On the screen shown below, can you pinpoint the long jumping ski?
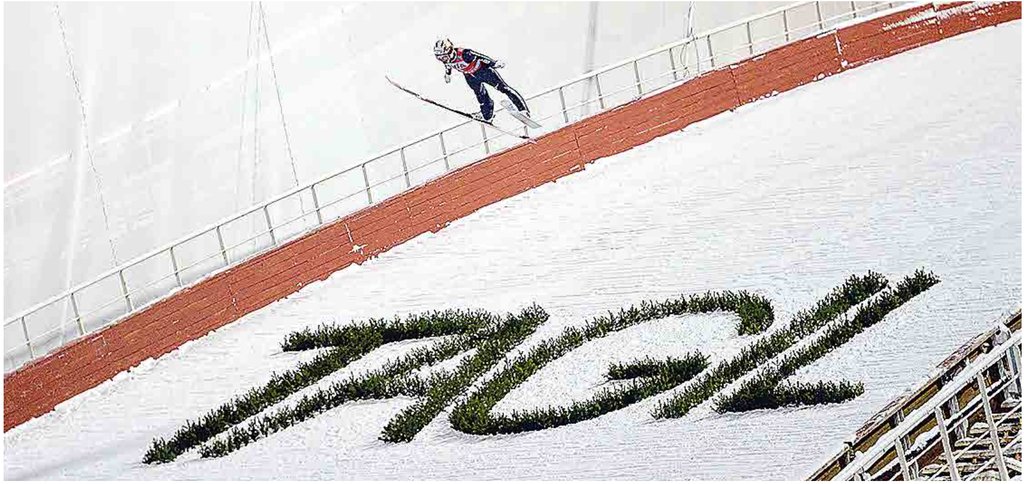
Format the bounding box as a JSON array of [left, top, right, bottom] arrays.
[[386, 75, 536, 144], [500, 99, 542, 129]]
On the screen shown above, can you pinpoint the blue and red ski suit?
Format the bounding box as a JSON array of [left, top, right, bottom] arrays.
[[442, 48, 529, 121]]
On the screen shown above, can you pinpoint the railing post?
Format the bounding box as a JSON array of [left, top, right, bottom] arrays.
[[782, 9, 790, 42], [360, 163, 373, 205], [438, 133, 451, 171], [893, 436, 912, 481], [632, 60, 643, 96], [816, 2, 825, 31], [745, 21, 754, 55], [70, 292, 85, 335], [263, 206, 278, 246], [20, 316, 34, 358], [976, 373, 1010, 480], [934, 407, 962, 481], [668, 48, 679, 82], [557, 87, 569, 124], [850, 1, 857, 18], [1008, 343, 1021, 394], [694, 40, 703, 75], [169, 246, 183, 287], [118, 269, 133, 312], [399, 147, 411, 188], [594, 75, 605, 109], [893, 408, 918, 479], [706, 36, 715, 68], [216, 226, 230, 265], [905, 413, 920, 478], [310, 184, 324, 226], [480, 123, 491, 154]]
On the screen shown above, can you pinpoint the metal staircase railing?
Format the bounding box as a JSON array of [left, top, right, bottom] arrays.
[[831, 327, 1022, 481]]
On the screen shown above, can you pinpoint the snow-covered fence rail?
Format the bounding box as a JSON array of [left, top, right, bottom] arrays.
[[2, 0, 904, 374], [831, 328, 1021, 481]]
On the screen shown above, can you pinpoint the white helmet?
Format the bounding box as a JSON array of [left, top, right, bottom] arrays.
[[434, 38, 454, 61]]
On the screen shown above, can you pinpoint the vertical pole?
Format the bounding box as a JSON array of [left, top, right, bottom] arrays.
[[668, 48, 679, 82], [480, 123, 491, 154], [905, 419, 919, 479], [934, 408, 962, 481], [216, 225, 230, 264], [310, 185, 324, 226], [783, 9, 790, 42], [976, 374, 1010, 480], [850, 1, 857, 18], [70, 292, 85, 335], [21, 317, 34, 358], [399, 147, 411, 188], [894, 408, 917, 479], [169, 246, 183, 287], [119, 270, 133, 312], [558, 87, 569, 123], [816, 2, 824, 31], [894, 437, 912, 481], [580, 1, 599, 115], [263, 206, 277, 246], [361, 164, 373, 204], [438, 133, 451, 171], [694, 40, 702, 75], [706, 36, 715, 67], [594, 75, 605, 109], [1008, 344, 1021, 394], [745, 21, 754, 55], [632, 60, 643, 96]]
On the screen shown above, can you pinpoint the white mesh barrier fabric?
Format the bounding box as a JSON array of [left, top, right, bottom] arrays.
[[3, 2, 900, 372]]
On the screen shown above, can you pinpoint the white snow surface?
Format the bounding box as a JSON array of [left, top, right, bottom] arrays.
[[4, 22, 1021, 480]]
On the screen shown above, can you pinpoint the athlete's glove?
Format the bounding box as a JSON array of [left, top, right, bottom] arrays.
[[444, 73, 451, 84], [492, 60, 505, 69]]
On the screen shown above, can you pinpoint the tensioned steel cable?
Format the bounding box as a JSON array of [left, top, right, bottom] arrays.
[[258, 2, 306, 216], [250, 4, 263, 250], [234, 2, 256, 212], [681, 2, 696, 78], [54, 2, 120, 268]]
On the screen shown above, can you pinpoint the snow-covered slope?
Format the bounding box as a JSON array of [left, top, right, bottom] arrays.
[[4, 21, 1020, 480]]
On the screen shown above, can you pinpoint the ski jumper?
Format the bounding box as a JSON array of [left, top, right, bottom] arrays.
[[443, 48, 529, 121]]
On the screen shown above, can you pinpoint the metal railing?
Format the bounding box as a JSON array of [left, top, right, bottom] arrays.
[[833, 330, 1022, 481], [3, 1, 905, 373], [810, 311, 1022, 479]]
